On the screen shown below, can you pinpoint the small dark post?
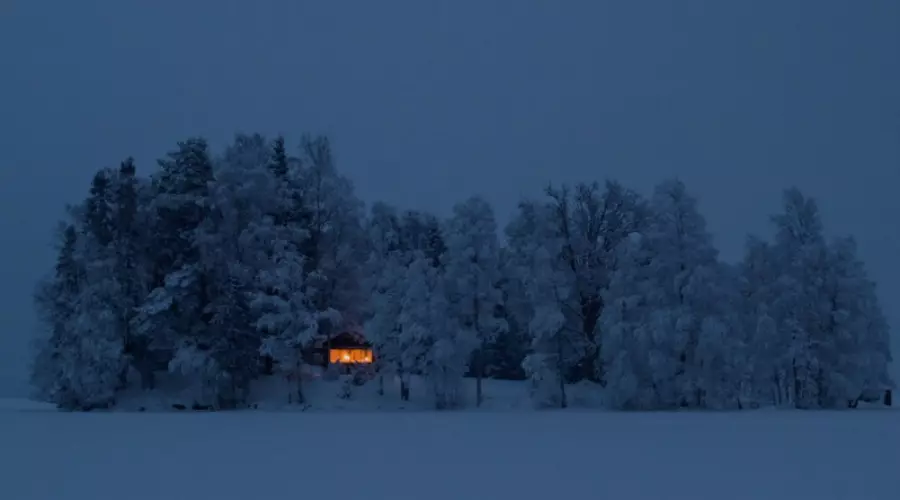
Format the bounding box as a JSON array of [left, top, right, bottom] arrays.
[[400, 373, 410, 401], [885, 389, 892, 407]]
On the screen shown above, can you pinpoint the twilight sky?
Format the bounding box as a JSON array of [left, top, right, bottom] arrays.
[[1, 0, 898, 396]]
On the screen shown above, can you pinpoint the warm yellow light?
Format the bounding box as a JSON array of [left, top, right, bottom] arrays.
[[329, 348, 374, 364]]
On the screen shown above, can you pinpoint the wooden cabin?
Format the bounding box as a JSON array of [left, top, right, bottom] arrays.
[[259, 329, 375, 378], [306, 331, 374, 368]]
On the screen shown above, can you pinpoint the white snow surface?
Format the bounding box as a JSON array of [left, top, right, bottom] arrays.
[[2, 391, 898, 500]]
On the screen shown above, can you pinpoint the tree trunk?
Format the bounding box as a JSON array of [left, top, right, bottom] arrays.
[[792, 360, 800, 408], [559, 373, 568, 409], [295, 359, 306, 405], [772, 373, 781, 406], [378, 374, 385, 396], [400, 379, 410, 401], [475, 348, 483, 407], [117, 364, 129, 390], [557, 334, 567, 409], [139, 362, 155, 391]]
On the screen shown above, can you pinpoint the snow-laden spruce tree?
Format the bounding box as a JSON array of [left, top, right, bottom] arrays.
[[442, 196, 507, 406], [253, 231, 319, 405], [32, 161, 153, 410], [399, 209, 446, 267], [253, 135, 319, 404], [190, 133, 275, 407], [600, 179, 738, 410], [132, 138, 222, 404], [108, 159, 155, 389], [79, 166, 142, 397], [32, 221, 122, 410]]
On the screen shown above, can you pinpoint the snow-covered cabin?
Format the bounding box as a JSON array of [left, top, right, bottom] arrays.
[[306, 331, 374, 367]]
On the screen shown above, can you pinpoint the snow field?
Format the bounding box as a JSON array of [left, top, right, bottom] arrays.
[[2, 400, 898, 500]]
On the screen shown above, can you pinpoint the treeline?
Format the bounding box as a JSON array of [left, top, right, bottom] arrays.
[[31, 133, 893, 411]]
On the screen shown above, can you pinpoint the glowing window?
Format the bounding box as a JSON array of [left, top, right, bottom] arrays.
[[329, 348, 373, 364]]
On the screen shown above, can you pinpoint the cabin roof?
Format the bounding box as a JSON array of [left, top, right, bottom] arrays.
[[310, 331, 371, 349]]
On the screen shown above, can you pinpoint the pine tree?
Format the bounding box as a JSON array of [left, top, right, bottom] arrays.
[[134, 138, 218, 404], [252, 136, 318, 404], [269, 135, 289, 178], [32, 223, 81, 407], [33, 200, 126, 410]]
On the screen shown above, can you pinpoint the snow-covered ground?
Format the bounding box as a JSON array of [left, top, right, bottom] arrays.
[[2, 396, 898, 500], [111, 373, 605, 412]]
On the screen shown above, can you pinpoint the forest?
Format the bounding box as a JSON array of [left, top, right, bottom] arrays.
[[30, 133, 894, 411]]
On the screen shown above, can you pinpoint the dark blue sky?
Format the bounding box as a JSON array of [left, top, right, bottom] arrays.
[[1, 0, 898, 396]]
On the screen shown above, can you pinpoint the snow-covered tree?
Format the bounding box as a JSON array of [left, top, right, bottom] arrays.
[[737, 236, 786, 405], [133, 138, 219, 403], [442, 196, 507, 406], [32, 223, 84, 408], [362, 202, 407, 396], [542, 181, 648, 384], [253, 225, 319, 405], [32, 130, 894, 415], [600, 180, 737, 410], [598, 231, 660, 410], [364, 204, 452, 402], [739, 188, 894, 409], [250, 135, 323, 404], [764, 188, 833, 408], [485, 250, 530, 381], [32, 208, 125, 410], [506, 200, 579, 408], [399, 209, 446, 267], [817, 236, 893, 406], [191, 134, 275, 407], [31, 159, 158, 409], [293, 135, 367, 328], [109, 158, 154, 388], [399, 253, 467, 409]]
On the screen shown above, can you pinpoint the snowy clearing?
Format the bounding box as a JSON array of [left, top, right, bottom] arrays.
[[0, 398, 56, 412], [2, 404, 898, 500]]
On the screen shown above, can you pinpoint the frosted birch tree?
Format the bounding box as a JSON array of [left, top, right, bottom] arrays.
[[600, 180, 737, 409], [442, 196, 507, 406], [506, 200, 578, 408]]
